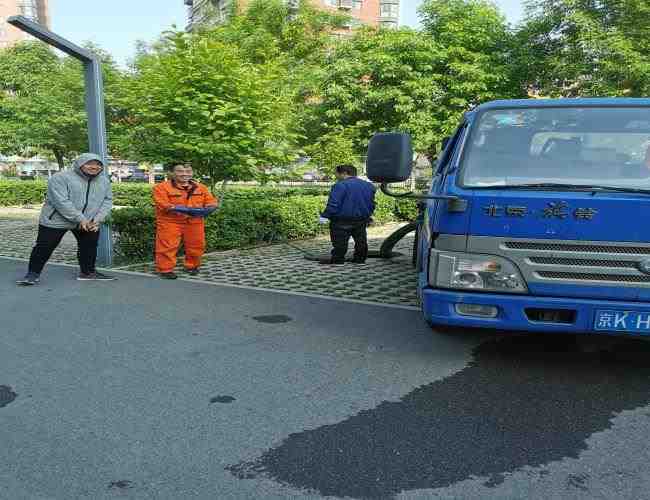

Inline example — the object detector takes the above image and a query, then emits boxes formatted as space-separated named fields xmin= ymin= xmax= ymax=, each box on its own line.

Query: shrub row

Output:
xmin=0 ymin=180 xmax=332 ymax=207
xmin=0 ymin=180 xmax=47 ymax=206
xmin=111 ymin=193 xmax=407 ymax=262
xmin=0 ymin=180 xmax=418 ymax=222
xmin=0 ymin=180 xmax=418 ymax=263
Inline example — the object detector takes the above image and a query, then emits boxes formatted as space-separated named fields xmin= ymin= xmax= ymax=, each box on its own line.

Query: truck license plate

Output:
xmin=594 ymin=310 xmax=650 ymax=334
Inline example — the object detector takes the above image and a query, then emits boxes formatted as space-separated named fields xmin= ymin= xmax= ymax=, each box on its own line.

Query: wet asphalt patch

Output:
xmin=228 ymin=335 xmax=650 ymax=499
xmin=108 ymin=480 xmax=133 ymax=490
xmin=0 ymin=386 xmax=17 ymax=408
xmin=211 ymin=396 xmax=236 ymax=404
xmin=252 ymin=315 xmax=293 ymax=324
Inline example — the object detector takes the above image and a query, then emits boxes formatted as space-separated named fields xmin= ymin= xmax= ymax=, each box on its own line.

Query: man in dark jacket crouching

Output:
xmin=320 ymin=164 xmax=376 ymax=265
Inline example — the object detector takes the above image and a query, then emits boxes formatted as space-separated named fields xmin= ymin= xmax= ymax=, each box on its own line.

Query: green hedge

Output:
xmin=0 ymin=180 xmax=47 ymax=206
xmin=0 ymin=180 xmax=332 ymax=207
xmin=111 ymin=192 xmax=411 ymax=262
xmin=0 ymin=180 xmax=417 ymax=219
xmin=111 ymin=196 xmax=331 ymax=261
xmin=394 ymin=198 xmax=419 ymax=221
xmin=0 ymin=179 xmax=417 ymax=263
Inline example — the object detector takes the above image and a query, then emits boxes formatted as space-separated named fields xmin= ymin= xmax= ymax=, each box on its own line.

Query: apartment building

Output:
xmin=185 ymin=0 xmax=399 ymax=31
xmin=0 ymin=0 xmax=50 ymax=48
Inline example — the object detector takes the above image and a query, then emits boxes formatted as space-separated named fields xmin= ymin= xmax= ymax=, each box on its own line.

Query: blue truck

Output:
xmin=367 ymin=98 xmax=650 ymax=336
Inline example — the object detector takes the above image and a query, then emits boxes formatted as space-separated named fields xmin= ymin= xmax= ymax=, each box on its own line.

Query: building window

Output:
xmin=325 ymin=0 xmax=337 ymax=7
xmin=353 ymin=0 xmax=362 ymax=9
xmin=380 ymin=20 xmax=398 ymax=29
xmin=380 ymin=3 xmax=399 ymax=17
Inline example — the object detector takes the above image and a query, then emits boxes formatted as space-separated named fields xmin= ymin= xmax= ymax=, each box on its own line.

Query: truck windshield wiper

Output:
xmin=478 ymin=183 xmax=650 ymax=195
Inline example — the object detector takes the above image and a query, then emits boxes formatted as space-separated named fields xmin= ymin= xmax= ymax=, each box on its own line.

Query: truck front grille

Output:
xmin=464 ymin=236 xmax=650 ymax=288
xmin=504 ymin=239 xmax=650 ymax=285
xmin=537 ymin=271 xmax=650 ymax=283
xmin=529 ymin=257 xmax=637 ymax=268
xmin=505 ymin=241 xmax=650 ymax=255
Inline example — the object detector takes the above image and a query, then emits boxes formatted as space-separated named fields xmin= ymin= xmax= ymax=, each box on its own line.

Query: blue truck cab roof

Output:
xmin=465 ymin=98 xmax=650 ymax=120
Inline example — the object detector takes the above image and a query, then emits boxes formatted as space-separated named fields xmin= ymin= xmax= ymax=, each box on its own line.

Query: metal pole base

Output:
xmin=96 ymin=224 xmax=113 ymax=267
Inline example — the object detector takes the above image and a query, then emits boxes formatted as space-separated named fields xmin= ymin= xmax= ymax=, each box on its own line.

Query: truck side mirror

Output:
xmin=366 ymin=132 xmax=413 ymax=183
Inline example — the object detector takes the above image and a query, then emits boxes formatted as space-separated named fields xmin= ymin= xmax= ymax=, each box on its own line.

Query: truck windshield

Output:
xmin=460 ymin=107 xmax=650 ymax=190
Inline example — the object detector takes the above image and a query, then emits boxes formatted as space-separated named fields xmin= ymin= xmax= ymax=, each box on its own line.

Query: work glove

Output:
xmin=318 ymin=216 xmax=329 ymax=225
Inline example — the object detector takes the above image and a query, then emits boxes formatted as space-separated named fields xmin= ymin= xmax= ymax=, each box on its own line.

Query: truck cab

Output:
xmin=368 ymin=98 xmax=650 ymax=336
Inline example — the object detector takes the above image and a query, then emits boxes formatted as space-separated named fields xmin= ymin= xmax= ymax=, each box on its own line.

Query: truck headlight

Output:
xmin=433 ymin=252 xmax=527 ymax=293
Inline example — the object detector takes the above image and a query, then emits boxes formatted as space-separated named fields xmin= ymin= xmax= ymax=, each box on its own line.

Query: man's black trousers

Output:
xmin=28 ymin=225 xmax=100 ymax=275
xmin=330 ymin=220 xmax=369 ymax=264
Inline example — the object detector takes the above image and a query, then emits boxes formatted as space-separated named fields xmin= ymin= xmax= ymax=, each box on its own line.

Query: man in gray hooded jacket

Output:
xmin=17 ymin=153 xmax=115 ymax=285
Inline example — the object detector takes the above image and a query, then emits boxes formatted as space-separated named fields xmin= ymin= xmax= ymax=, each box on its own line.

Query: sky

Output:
xmin=50 ymin=1 xmax=526 ymax=66
xmin=402 ymin=0 xmax=525 ymax=28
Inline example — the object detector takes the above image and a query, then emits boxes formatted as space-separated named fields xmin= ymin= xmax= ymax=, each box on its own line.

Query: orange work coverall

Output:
xmin=153 ymin=180 xmax=218 ymax=273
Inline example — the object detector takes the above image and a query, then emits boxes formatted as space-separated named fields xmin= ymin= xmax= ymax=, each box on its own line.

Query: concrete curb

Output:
xmin=1 ymin=255 xmax=420 ymax=312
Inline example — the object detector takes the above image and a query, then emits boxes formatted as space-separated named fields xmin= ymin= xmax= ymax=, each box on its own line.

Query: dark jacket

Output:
xmin=322 ymin=177 xmax=376 ymax=222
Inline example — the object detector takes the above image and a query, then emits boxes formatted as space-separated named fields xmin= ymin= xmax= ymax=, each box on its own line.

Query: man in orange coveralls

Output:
xmin=153 ymin=163 xmax=219 ymax=280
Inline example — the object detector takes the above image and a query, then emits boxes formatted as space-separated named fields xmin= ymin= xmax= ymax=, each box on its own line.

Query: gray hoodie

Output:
xmin=39 ymin=153 xmax=113 ymax=230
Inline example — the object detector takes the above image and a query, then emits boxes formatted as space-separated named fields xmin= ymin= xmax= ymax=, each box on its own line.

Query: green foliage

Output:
xmin=111 ymin=184 xmax=156 ymax=207
xmin=115 ymin=27 xmax=299 ymax=186
xmin=394 ymin=198 xmax=419 ymax=222
xmin=110 ymin=189 xmax=415 ymax=262
xmin=517 ymin=0 xmax=650 ymax=97
xmin=307 ymin=4 xmax=519 ymax=164
xmin=419 ymin=0 xmax=521 ymax=133
xmin=110 ymin=207 xmax=156 ymax=261
xmin=111 ymin=196 xmax=330 ymax=261
xmin=0 ymin=179 xmax=332 ymax=207
xmin=0 ymin=179 xmax=47 ymax=206
xmin=305 ymin=129 xmax=359 ymax=179
xmin=0 ymin=41 xmax=122 ymax=169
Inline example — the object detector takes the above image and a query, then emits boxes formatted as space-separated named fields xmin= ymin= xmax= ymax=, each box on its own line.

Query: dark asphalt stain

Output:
xmin=0 ymin=385 xmax=17 ymax=408
xmin=211 ymin=395 xmax=236 ymax=404
xmin=227 ymin=335 xmax=650 ymax=499
xmin=567 ymin=473 xmax=590 ymax=491
xmin=108 ymin=480 xmax=133 ymax=490
xmin=252 ymin=315 xmax=293 ymax=324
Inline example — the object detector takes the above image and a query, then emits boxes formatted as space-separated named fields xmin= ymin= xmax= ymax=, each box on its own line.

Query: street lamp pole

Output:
xmin=7 ymin=15 xmax=113 ymax=266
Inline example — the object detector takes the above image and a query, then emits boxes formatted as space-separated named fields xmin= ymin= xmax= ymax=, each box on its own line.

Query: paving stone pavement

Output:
xmin=0 ymin=211 xmax=79 ymax=265
xmin=0 ymin=208 xmax=419 ymax=307
xmin=121 ymin=231 xmax=419 ymax=307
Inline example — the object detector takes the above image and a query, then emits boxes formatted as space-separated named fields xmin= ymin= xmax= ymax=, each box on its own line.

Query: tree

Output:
xmin=418 ymin=0 xmax=521 ymax=137
xmin=517 ymin=0 xmax=650 ymax=97
xmin=307 ymin=0 xmax=518 ymax=164
xmin=115 ymin=30 xmax=297 ymax=188
xmin=0 ymin=41 xmax=122 ymax=170
xmin=305 ymin=128 xmax=359 ymax=179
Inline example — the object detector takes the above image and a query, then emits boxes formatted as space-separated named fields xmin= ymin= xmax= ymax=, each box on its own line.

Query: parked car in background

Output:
xmin=125 ymin=169 xmax=149 ymax=183
xmin=18 ymin=170 xmax=36 ymax=180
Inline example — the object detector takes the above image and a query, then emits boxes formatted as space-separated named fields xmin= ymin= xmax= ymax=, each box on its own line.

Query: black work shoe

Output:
xmin=185 ymin=268 xmax=200 ymax=276
xmin=159 ymin=272 xmax=178 ymax=280
xmin=351 ymin=260 xmax=366 ymax=264
xmin=78 ymin=272 xmax=116 ymax=281
xmin=16 ymin=272 xmax=40 ymax=286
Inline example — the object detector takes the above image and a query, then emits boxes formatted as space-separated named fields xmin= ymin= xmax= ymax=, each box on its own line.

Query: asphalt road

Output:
xmin=2 ymin=258 xmax=650 ymax=499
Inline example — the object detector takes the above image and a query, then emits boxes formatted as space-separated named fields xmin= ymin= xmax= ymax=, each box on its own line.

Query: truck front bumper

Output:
xmin=422 ymin=288 xmax=650 ymax=335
